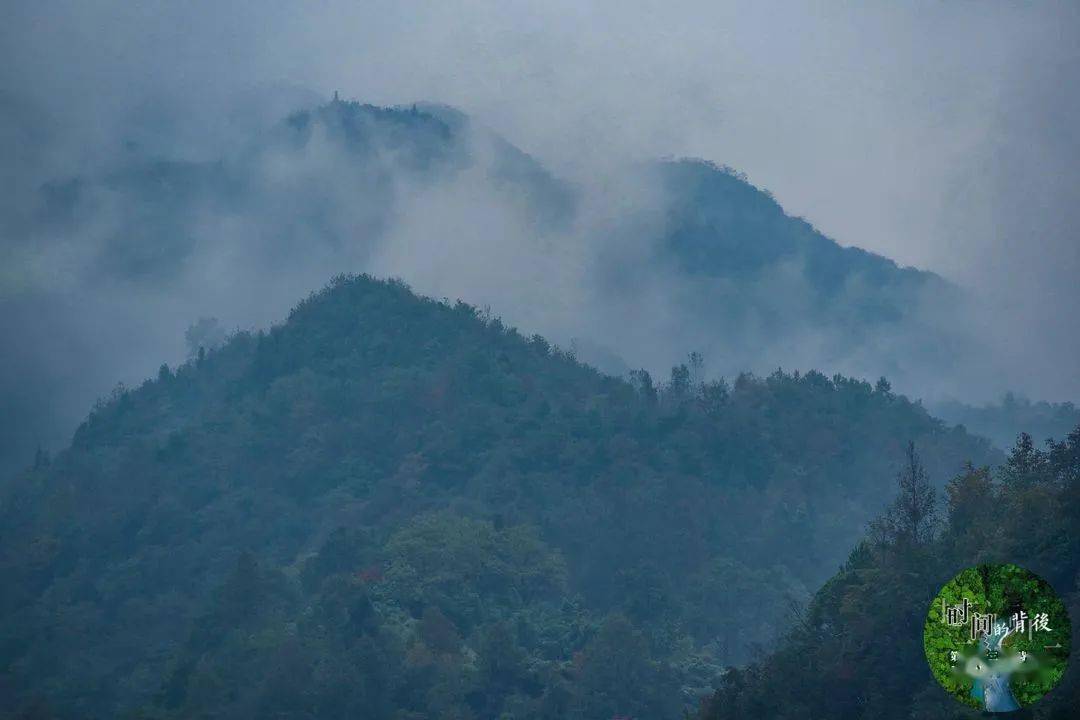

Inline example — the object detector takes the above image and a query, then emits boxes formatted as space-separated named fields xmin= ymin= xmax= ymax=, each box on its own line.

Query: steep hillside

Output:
xmin=655 ymin=159 xmax=937 ymax=296
xmin=0 ymin=275 xmax=996 ymax=718
xmin=695 ymin=429 xmax=1080 ymax=720
xmin=588 ymin=157 xmax=969 ymax=388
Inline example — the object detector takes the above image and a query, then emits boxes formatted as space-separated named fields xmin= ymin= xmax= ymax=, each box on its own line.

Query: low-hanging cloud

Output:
xmin=2 ymin=1 xmax=1078 ymax=474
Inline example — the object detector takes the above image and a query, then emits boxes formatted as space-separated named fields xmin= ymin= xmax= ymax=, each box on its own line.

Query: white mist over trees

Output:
xmin=2 ymin=1 xmax=1078 ymax=469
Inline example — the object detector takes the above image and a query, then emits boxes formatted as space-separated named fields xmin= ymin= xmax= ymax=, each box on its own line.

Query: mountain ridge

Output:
xmin=0 ymin=273 xmax=999 ymax=718
xmin=1 ymin=97 xmax=989 ymax=480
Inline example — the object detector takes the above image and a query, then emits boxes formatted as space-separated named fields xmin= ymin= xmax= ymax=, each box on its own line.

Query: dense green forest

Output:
xmin=695 ymin=428 xmax=1080 ymax=719
xmin=0 ymin=274 xmax=998 ymax=719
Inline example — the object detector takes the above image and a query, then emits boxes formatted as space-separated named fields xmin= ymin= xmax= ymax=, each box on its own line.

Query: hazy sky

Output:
xmin=2 ymin=1 xmax=1078 ymax=422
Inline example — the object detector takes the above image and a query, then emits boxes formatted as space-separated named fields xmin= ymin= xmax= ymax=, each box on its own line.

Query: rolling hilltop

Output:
xmin=1 ymin=275 xmax=996 ymax=718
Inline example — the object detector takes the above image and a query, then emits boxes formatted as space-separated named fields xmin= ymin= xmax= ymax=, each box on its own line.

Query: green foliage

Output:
xmin=574 ymin=614 xmax=682 ymax=719
xmin=922 ymin=563 xmax=1071 ymax=711
xmin=379 ymin=511 xmax=566 ymax=629
xmin=696 ymin=426 xmax=1080 ymax=720
xmin=922 ymin=566 xmax=990 ymax=708
xmin=0 ymin=275 xmax=998 ymax=719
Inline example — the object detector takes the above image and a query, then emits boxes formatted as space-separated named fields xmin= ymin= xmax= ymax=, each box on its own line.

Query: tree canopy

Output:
xmin=0 ymin=274 xmax=998 ymax=719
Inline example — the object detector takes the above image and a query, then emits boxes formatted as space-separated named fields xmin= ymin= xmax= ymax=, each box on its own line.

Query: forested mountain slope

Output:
xmin=0 ymin=275 xmax=996 ymax=718
xmin=696 ymin=429 xmax=1080 ymax=720
xmin=1 ymin=98 xmax=571 ymax=478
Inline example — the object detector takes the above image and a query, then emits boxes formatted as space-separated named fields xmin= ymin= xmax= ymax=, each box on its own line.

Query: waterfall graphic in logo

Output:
xmin=924 ymin=564 xmax=1071 ymax=712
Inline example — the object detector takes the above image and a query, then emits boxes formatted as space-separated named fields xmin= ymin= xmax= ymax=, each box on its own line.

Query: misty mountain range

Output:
xmin=6 ymin=4 xmax=1080 ymax=718
xmin=5 ymin=96 xmax=1064 ymax=479
xmin=3 ymin=94 xmax=1079 ymax=719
